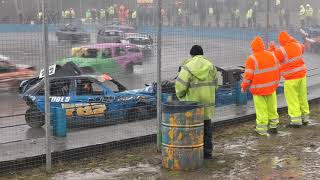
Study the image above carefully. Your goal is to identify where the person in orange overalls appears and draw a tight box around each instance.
[271,31,309,128]
[118,5,128,24]
[241,36,281,136]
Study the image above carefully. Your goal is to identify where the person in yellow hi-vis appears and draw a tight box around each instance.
[272,31,309,128]
[241,36,280,136]
[305,4,314,27]
[299,5,306,27]
[246,8,253,28]
[38,11,43,22]
[175,45,218,159]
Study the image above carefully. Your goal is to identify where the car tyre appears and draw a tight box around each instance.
[127,108,139,122]
[25,107,45,128]
[103,110,115,125]
[126,64,134,74]
[127,106,149,122]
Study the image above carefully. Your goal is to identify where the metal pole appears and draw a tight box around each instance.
[80,0,83,19]
[42,0,51,172]
[37,0,40,13]
[20,0,24,20]
[156,0,162,152]
[266,0,270,44]
[14,0,20,18]
[157,0,162,152]
[60,0,62,12]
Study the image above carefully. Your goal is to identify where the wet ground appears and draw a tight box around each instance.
[1,104,320,180]
[0,28,319,176]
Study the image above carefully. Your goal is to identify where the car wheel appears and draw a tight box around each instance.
[57,36,62,42]
[127,108,139,122]
[126,64,134,74]
[103,110,117,125]
[25,107,45,128]
[127,106,149,122]
[143,105,155,119]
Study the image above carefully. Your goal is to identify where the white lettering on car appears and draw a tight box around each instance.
[39,64,56,78]
[50,96,71,103]
[65,97,71,102]
[30,96,36,101]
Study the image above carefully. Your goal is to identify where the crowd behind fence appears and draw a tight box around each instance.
[0,0,319,174]
[1,0,320,28]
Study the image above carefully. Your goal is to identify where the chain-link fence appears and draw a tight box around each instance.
[0,0,320,174]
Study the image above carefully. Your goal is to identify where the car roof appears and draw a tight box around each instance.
[0,60,14,66]
[48,75,100,80]
[106,24,135,29]
[81,43,136,49]
[125,33,150,39]
[0,55,9,60]
[100,29,123,33]
[24,75,103,95]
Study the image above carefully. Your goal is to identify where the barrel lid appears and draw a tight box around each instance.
[162,101,203,113]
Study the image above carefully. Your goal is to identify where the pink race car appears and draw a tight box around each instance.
[0,55,36,92]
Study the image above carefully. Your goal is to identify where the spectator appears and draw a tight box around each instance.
[175,45,218,159]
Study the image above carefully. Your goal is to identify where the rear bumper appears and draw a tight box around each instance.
[133,62,143,65]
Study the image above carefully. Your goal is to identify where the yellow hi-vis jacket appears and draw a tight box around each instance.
[306,7,314,17]
[175,55,218,120]
[299,6,306,19]
[246,9,253,19]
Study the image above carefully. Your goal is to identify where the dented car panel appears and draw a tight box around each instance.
[57,43,144,74]
[22,76,156,128]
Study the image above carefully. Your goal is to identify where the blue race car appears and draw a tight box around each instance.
[21,75,156,128]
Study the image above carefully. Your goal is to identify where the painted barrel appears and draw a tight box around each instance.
[52,107,67,137]
[162,101,204,171]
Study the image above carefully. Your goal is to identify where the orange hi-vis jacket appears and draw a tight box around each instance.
[241,36,280,96]
[273,31,307,80]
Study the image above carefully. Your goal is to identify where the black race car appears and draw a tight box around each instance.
[56,24,90,43]
[96,29,124,43]
[300,27,320,53]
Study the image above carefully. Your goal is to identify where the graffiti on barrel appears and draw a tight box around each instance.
[162,106,204,170]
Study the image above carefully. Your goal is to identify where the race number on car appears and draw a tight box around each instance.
[39,65,56,78]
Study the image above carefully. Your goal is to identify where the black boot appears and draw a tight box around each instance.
[268,128,278,134]
[286,124,302,128]
[302,116,309,126]
[204,120,213,159]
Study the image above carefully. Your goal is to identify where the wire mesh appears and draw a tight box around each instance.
[0,0,319,175]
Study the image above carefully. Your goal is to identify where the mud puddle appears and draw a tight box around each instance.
[52,163,160,180]
[4,105,320,180]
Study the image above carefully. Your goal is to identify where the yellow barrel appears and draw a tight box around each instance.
[161,102,204,170]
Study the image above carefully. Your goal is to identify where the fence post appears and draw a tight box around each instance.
[42,0,51,172]
[79,0,83,19]
[156,0,163,152]
[266,0,270,44]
